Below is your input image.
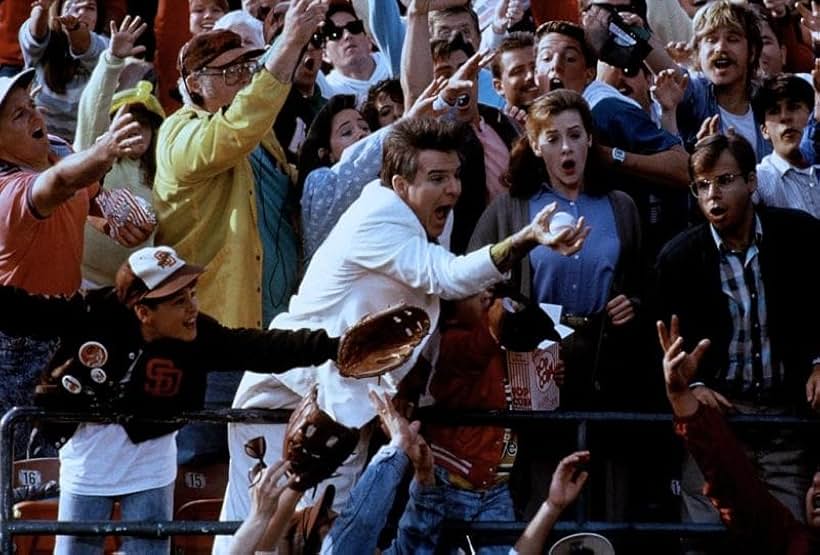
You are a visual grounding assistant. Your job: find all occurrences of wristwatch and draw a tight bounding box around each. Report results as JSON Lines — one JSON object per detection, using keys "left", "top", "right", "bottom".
{"left": 611, "top": 147, "right": 626, "bottom": 165}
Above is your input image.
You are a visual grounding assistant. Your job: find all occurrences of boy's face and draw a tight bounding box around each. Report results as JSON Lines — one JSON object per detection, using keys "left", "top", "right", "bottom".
{"left": 697, "top": 26, "right": 751, "bottom": 89}
{"left": 760, "top": 97, "right": 811, "bottom": 158}
{"left": 758, "top": 21, "right": 785, "bottom": 78}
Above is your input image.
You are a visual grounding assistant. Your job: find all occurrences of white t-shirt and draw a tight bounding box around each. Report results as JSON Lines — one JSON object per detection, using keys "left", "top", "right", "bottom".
{"left": 316, "top": 52, "right": 393, "bottom": 106}
{"left": 718, "top": 105, "right": 758, "bottom": 159}
{"left": 59, "top": 424, "right": 176, "bottom": 496}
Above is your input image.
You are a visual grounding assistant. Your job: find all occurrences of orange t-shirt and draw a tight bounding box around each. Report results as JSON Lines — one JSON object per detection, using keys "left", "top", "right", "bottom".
{"left": 0, "top": 145, "right": 94, "bottom": 296}
{"left": 0, "top": 0, "right": 32, "bottom": 67}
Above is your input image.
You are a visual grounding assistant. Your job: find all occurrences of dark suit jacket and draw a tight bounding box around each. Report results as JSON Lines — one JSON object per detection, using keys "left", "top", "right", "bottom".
{"left": 451, "top": 106, "right": 519, "bottom": 255}
{"left": 653, "top": 207, "right": 820, "bottom": 407}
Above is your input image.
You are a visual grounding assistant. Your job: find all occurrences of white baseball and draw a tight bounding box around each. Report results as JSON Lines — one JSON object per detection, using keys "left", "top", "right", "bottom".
{"left": 548, "top": 211, "right": 577, "bottom": 236}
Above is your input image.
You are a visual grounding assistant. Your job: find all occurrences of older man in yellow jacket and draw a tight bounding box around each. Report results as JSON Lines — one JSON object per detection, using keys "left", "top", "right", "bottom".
{"left": 153, "top": 0, "right": 328, "bottom": 463}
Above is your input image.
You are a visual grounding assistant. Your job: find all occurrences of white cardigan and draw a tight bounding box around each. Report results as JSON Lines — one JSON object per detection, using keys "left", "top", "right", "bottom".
{"left": 233, "top": 180, "right": 505, "bottom": 428}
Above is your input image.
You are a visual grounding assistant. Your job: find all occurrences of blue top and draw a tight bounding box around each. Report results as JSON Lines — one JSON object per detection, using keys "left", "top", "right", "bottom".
{"left": 367, "top": 0, "right": 505, "bottom": 109}
{"left": 528, "top": 187, "right": 620, "bottom": 315}
{"left": 301, "top": 125, "right": 391, "bottom": 260}
{"left": 249, "top": 146, "right": 300, "bottom": 327}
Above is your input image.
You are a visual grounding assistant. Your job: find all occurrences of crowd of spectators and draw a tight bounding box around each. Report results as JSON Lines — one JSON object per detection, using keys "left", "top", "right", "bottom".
{"left": 0, "top": 0, "right": 819, "bottom": 553}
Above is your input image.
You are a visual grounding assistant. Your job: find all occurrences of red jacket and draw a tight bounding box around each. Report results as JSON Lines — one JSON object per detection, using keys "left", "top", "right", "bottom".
{"left": 427, "top": 315, "right": 511, "bottom": 489}
{"left": 675, "top": 405, "right": 820, "bottom": 554}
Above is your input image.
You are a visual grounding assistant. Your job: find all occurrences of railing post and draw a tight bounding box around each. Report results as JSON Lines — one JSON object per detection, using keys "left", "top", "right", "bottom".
{"left": 1, "top": 406, "right": 20, "bottom": 554}
{"left": 575, "top": 418, "right": 588, "bottom": 526}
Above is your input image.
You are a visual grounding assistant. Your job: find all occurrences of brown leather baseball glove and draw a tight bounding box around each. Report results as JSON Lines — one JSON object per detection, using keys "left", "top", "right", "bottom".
{"left": 337, "top": 304, "right": 430, "bottom": 379}
{"left": 283, "top": 385, "right": 359, "bottom": 492}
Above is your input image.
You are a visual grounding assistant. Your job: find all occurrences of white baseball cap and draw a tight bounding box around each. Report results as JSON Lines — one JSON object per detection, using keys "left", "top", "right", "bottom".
{"left": 0, "top": 69, "right": 35, "bottom": 113}
{"left": 549, "top": 533, "right": 615, "bottom": 555}
{"left": 126, "top": 246, "right": 204, "bottom": 300}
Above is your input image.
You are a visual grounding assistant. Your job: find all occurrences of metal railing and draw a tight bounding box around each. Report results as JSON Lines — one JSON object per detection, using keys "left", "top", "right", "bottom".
{"left": 2, "top": 406, "right": 817, "bottom": 551}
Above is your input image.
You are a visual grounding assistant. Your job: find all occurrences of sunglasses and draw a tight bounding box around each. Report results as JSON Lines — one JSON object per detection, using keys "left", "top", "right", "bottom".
{"left": 323, "top": 20, "right": 365, "bottom": 42}
{"left": 245, "top": 436, "right": 267, "bottom": 488}
{"left": 689, "top": 172, "right": 743, "bottom": 198}
{"left": 309, "top": 31, "right": 324, "bottom": 49}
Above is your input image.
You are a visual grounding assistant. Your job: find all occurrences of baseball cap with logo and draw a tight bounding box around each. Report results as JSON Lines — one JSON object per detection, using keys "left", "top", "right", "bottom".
{"left": 0, "top": 69, "right": 35, "bottom": 113}
{"left": 118, "top": 246, "right": 204, "bottom": 304}
{"left": 177, "top": 29, "right": 264, "bottom": 77}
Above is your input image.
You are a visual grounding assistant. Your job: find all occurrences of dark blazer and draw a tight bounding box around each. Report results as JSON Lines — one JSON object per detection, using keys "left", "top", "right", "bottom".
{"left": 653, "top": 207, "right": 820, "bottom": 407}
{"left": 451, "top": 106, "right": 519, "bottom": 254}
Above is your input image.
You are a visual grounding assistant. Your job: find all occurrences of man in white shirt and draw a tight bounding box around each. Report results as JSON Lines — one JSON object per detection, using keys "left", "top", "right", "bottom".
{"left": 752, "top": 73, "right": 820, "bottom": 218}
{"left": 213, "top": 117, "right": 589, "bottom": 553}
{"left": 316, "top": 2, "right": 392, "bottom": 105}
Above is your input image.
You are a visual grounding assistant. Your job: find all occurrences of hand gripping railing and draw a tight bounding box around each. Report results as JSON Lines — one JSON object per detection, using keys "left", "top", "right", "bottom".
{"left": 2, "top": 406, "right": 818, "bottom": 551}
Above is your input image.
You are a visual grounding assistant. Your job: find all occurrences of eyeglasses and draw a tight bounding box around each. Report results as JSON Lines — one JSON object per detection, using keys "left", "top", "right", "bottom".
{"left": 323, "top": 20, "right": 365, "bottom": 42}
{"left": 244, "top": 436, "right": 267, "bottom": 488}
{"left": 197, "top": 60, "right": 259, "bottom": 86}
{"left": 689, "top": 172, "right": 743, "bottom": 198}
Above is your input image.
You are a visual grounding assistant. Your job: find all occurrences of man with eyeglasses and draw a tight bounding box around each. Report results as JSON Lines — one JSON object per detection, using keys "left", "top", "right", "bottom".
{"left": 153, "top": 0, "right": 327, "bottom": 466}
{"left": 316, "top": 2, "right": 392, "bottom": 105}
{"left": 654, "top": 132, "right": 820, "bottom": 550}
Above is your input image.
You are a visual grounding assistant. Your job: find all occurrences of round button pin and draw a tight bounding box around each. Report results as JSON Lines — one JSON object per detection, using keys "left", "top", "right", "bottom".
{"left": 90, "top": 368, "right": 107, "bottom": 384}
{"left": 62, "top": 375, "right": 82, "bottom": 394}
{"left": 78, "top": 341, "right": 108, "bottom": 368}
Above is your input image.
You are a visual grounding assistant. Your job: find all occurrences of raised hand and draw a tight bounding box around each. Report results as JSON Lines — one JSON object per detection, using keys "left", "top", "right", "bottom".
{"left": 109, "top": 15, "right": 148, "bottom": 59}
{"left": 439, "top": 49, "right": 495, "bottom": 106}
{"left": 369, "top": 390, "right": 434, "bottom": 485}
{"left": 652, "top": 68, "right": 688, "bottom": 113}
{"left": 57, "top": 13, "right": 84, "bottom": 32}
{"left": 101, "top": 106, "right": 144, "bottom": 159}
{"left": 405, "top": 76, "right": 448, "bottom": 119}
{"left": 248, "top": 460, "right": 293, "bottom": 519}
{"left": 665, "top": 41, "right": 693, "bottom": 67}
{"left": 528, "top": 201, "right": 590, "bottom": 256}
{"left": 503, "top": 103, "right": 528, "bottom": 126}
{"left": 798, "top": 1, "right": 820, "bottom": 35}
{"left": 695, "top": 114, "right": 721, "bottom": 143}
{"left": 409, "top": 0, "right": 469, "bottom": 16}
{"left": 547, "top": 451, "right": 590, "bottom": 511}
{"left": 280, "top": 0, "right": 328, "bottom": 48}
{"left": 656, "top": 315, "right": 710, "bottom": 397}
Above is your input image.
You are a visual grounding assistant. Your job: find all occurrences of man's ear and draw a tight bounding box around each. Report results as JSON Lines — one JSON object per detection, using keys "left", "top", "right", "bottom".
{"left": 528, "top": 134, "right": 541, "bottom": 158}
{"left": 133, "top": 303, "right": 151, "bottom": 326}
{"left": 185, "top": 73, "right": 201, "bottom": 96}
{"left": 584, "top": 65, "right": 596, "bottom": 87}
{"left": 492, "top": 76, "right": 504, "bottom": 95}
{"left": 392, "top": 174, "right": 408, "bottom": 198}
{"left": 760, "top": 122, "right": 771, "bottom": 142}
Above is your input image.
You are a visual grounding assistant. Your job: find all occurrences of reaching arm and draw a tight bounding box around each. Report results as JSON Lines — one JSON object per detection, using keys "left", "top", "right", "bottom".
{"left": 31, "top": 109, "right": 144, "bottom": 217}
{"left": 514, "top": 451, "right": 591, "bottom": 555}
{"left": 401, "top": 1, "right": 434, "bottom": 107}
{"left": 74, "top": 16, "right": 148, "bottom": 151}
{"left": 368, "top": 0, "right": 405, "bottom": 76}
{"left": 227, "top": 461, "right": 295, "bottom": 555}
{"left": 600, "top": 143, "right": 690, "bottom": 190}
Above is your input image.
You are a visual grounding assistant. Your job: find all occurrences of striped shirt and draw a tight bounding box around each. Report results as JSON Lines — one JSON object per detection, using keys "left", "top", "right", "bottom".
{"left": 755, "top": 151, "right": 820, "bottom": 219}
{"left": 709, "top": 216, "right": 778, "bottom": 393}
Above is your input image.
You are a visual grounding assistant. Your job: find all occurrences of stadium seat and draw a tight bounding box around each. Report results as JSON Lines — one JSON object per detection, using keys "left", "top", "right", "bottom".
{"left": 172, "top": 498, "right": 223, "bottom": 554}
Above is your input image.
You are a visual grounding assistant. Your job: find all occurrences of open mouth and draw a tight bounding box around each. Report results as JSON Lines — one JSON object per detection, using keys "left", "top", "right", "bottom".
{"left": 618, "top": 85, "right": 633, "bottom": 96}
{"left": 201, "top": 21, "right": 214, "bottom": 30}
{"left": 561, "top": 159, "right": 576, "bottom": 171}
{"left": 550, "top": 78, "right": 565, "bottom": 91}
{"left": 32, "top": 128, "right": 44, "bottom": 139}
{"left": 434, "top": 205, "right": 452, "bottom": 222}
{"left": 303, "top": 58, "right": 316, "bottom": 71}
{"left": 709, "top": 205, "right": 727, "bottom": 217}
{"left": 712, "top": 58, "right": 733, "bottom": 70}
{"left": 782, "top": 128, "right": 800, "bottom": 139}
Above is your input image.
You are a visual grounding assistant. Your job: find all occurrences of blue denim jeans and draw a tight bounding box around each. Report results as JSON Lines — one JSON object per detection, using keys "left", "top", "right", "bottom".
{"left": 0, "top": 330, "right": 58, "bottom": 458}
{"left": 435, "top": 466, "right": 516, "bottom": 555}
{"left": 176, "top": 370, "right": 240, "bottom": 465}
{"left": 321, "top": 445, "right": 445, "bottom": 555}
{"left": 0, "top": 65, "right": 23, "bottom": 78}
{"left": 54, "top": 482, "right": 174, "bottom": 554}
